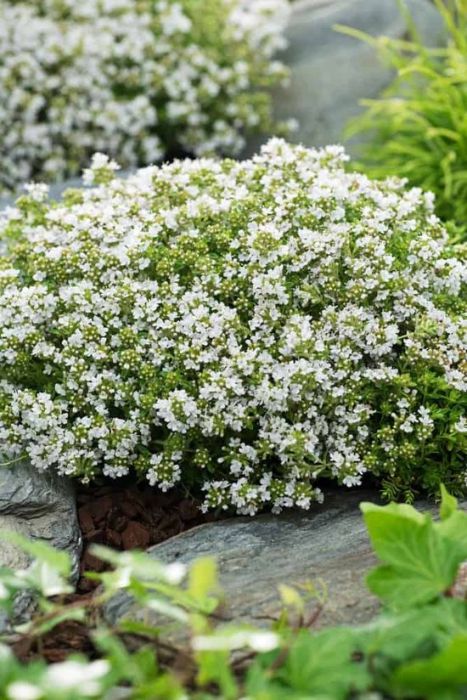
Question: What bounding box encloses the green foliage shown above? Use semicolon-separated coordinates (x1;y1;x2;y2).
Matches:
393;634;467;698
0;488;467;698
337;0;467;240
362;501;466;608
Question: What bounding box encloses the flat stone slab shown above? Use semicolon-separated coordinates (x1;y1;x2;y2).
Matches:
105;490;382;630
0;171;133;210
0;459;81;630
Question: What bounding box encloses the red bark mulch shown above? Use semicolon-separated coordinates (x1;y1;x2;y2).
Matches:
76;482;215;592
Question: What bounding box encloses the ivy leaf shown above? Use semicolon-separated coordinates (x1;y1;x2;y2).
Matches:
439;484;458;521
436;484;467;552
361;503;464;608
274;628;369;698
391;634;467;698
356;607;444;662
436;510;467;552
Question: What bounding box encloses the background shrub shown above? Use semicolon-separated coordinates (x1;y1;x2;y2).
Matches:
0;0;289;194
0;140;465;512
338;0;467;241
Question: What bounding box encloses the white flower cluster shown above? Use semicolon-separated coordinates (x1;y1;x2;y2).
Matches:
0;140;465;513
6;657;110;699
0;0;289;194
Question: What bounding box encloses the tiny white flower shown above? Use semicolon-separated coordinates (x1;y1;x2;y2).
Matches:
193;630;280;652
7;683;42;700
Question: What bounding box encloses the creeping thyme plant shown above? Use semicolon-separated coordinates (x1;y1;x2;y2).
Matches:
0;0;289;194
0;140;466;513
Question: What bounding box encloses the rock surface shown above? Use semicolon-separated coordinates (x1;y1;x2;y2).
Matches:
244;0;445;154
0;459;81;630
0;172;131;210
105;490;382;631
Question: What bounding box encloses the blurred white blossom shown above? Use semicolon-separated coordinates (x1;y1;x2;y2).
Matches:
0;0;289;193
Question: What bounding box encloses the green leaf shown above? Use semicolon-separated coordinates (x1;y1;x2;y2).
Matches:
188;557;219;602
392;634;467;698
1;531;71;578
361;503;464;608
278;584;305;615
0;644;17;686
143;597;189;624
357;607;445;661
361;501;426;526
275;628;369;698
440;485;458;520
116;619;164;639
196;650;238;700
90;545;186;585
432;598;467;644
436;510;467;552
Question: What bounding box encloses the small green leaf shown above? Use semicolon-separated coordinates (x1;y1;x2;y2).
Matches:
275;628;369;698
361;503;464;608
188;557;219;602
278;584;305;614
144;597;189;624
392;634;467;697
196;650;238;700
436;511;467;552
116;619;164;639
90;545;186;585
440;485;458;521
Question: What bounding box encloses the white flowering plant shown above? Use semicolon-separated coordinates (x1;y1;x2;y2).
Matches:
0;0;289;194
0;140;466;513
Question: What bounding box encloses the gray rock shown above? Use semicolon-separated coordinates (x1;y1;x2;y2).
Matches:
0;177;78;211
0;170;133;210
245;0;445;154
0;195;13;211
46;176;85;201
105;490;381;632
0;459;81;630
